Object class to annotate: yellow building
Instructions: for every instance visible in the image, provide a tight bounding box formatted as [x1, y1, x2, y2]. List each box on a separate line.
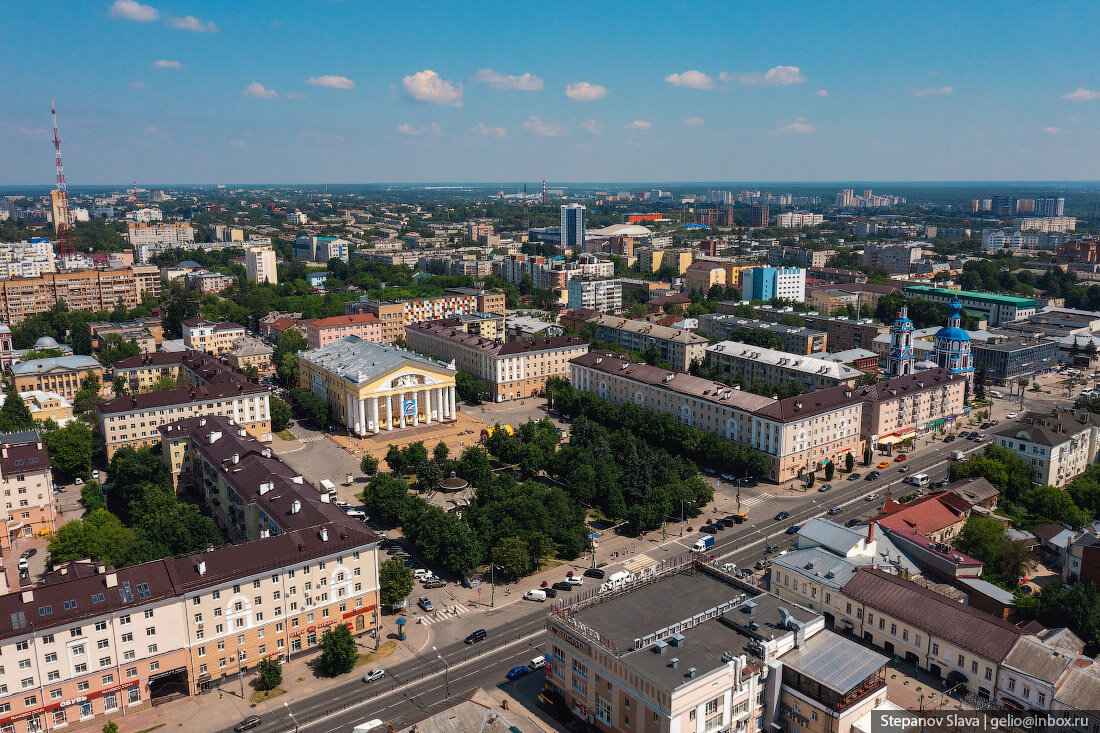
[11, 355, 105, 401]
[181, 317, 246, 355]
[720, 261, 754, 289]
[297, 336, 458, 435]
[19, 390, 74, 425]
[684, 260, 726, 294]
[227, 337, 274, 372]
[637, 247, 694, 275]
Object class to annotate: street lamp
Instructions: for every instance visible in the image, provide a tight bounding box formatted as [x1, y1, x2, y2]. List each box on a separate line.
[284, 701, 300, 733]
[433, 645, 451, 699]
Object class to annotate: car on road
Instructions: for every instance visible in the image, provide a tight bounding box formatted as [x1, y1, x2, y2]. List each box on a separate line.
[728, 513, 748, 523]
[877, 461, 890, 469]
[1007, 412, 1018, 419]
[774, 511, 790, 521]
[894, 454, 907, 462]
[566, 576, 584, 586]
[464, 629, 487, 644]
[980, 423, 991, 429]
[785, 525, 801, 535]
[234, 716, 262, 732]
[362, 667, 386, 683]
[21, 549, 36, 559]
[845, 519, 862, 527]
[944, 434, 956, 443]
[765, 544, 780, 554]
[506, 665, 530, 680]
[847, 473, 861, 481]
[866, 471, 880, 480]
[898, 466, 911, 474]
[701, 523, 719, 534]
[418, 596, 434, 612]
[817, 483, 832, 492]
[91, 469, 100, 480]
[865, 493, 878, 501]
[422, 578, 446, 589]
[828, 506, 843, 515]
[552, 581, 573, 591]
[583, 568, 605, 579]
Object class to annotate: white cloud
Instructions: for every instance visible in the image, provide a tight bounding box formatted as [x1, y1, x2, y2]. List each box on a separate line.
[306, 75, 356, 89]
[396, 123, 441, 136]
[110, 0, 158, 22]
[1044, 126, 1065, 135]
[816, 89, 828, 98]
[624, 120, 652, 131]
[1062, 88, 1100, 102]
[664, 70, 715, 90]
[723, 65, 807, 86]
[16, 126, 50, 141]
[144, 125, 158, 133]
[170, 15, 218, 32]
[581, 120, 603, 134]
[913, 86, 953, 96]
[682, 117, 704, 126]
[241, 81, 278, 99]
[285, 92, 307, 101]
[565, 82, 607, 101]
[397, 123, 420, 136]
[229, 140, 248, 149]
[774, 118, 816, 134]
[130, 81, 146, 89]
[152, 59, 183, 69]
[521, 116, 567, 137]
[472, 123, 507, 138]
[402, 70, 463, 106]
[475, 69, 543, 91]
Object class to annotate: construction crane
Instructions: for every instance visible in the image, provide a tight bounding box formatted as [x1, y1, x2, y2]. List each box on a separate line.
[50, 98, 77, 255]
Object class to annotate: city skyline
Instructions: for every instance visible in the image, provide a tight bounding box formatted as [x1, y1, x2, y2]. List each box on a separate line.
[3, 1, 1100, 184]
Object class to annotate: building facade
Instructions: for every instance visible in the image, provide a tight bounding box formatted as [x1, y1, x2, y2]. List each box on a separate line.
[591, 315, 708, 371]
[0, 270, 139, 325]
[125, 223, 194, 246]
[903, 286, 1036, 326]
[181, 319, 246, 355]
[244, 246, 277, 285]
[994, 410, 1100, 487]
[226, 338, 273, 373]
[742, 267, 806, 303]
[567, 277, 622, 312]
[18, 391, 74, 427]
[856, 370, 968, 447]
[696, 314, 827, 355]
[11, 356, 105, 402]
[971, 337, 1060, 384]
[344, 289, 506, 343]
[705, 342, 861, 391]
[292, 236, 349, 263]
[0, 430, 57, 550]
[560, 204, 586, 250]
[305, 314, 382, 350]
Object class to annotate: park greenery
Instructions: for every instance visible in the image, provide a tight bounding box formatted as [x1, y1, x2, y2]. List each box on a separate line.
[319, 625, 359, 676]
[953, 515, 1033, 586]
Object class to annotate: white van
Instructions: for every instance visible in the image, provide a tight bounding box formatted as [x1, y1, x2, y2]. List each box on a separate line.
[906, 473, 931, 488]
[529, 655, 546, 671]
[353, 721, 385, 732]
[605, 571, 630, 587]
[524, 590, 547, 602]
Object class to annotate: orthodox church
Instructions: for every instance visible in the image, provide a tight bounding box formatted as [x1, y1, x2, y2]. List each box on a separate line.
[885, 296, 974, 399]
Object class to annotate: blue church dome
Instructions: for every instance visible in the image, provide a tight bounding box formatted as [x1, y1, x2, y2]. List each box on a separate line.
[936, 327, 970, 341]
[947, 297, 964, 317]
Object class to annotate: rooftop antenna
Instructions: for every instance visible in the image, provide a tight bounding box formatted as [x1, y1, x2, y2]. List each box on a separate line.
[50, 98, 77, 255]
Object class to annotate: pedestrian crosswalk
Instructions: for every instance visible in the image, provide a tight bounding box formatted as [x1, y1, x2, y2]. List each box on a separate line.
[622, 553, 659, 573]
[299, 435, 328, 444]
[415, 603, 471, 625]
[736, 493, 773, 509]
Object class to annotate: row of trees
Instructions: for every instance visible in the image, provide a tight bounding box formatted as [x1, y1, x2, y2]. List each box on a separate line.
[874, 291, 981, 330]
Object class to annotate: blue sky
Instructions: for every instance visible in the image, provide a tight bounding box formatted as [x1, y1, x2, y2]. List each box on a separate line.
[3, 0, 1100, 184]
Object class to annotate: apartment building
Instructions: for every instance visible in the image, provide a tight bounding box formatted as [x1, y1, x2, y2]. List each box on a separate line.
[184, 270, 233, 295]
[636, 248, 694, 275]
[994, 409, 1100, 487]
[11, 356, 105, 402]
[767, 246, 832, 268]
[862, 243, 923, 273]
[696, 314, 827, 355]
[407, 321, 588, 402]
[775, 212, 825, 229]
[292, 236, 349, 263]
[544, 557, 891, 733]
[125, 222, 195, 246]
[705, 342, 861, 391]
[855, 370, 968, 447]
[0, 269, 139, 325]
[684, 261, 726, 294]
[226, 338, 273, 373]
[734, 306, 889, 353]
[742, 267, 806, 303]
[0, 430, 57, 550]
[590, 315, 708, 371]
[18, 391, 74, 427]
[567, 277, 622, 312]
[296, 336, 458, 434]
[244, 246, 278, 285]
[181, 318, 246, 355]
[305, 314, 382, 350]
[89, 318, 163, 354]
[0, 239, 56, 279]
[344, 289, 506, 343]
[132, 264, 162, 302]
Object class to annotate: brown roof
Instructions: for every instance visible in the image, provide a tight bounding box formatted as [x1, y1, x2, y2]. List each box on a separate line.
[0, 440, 50, 477]
[646, 292, 691, 306]
[113, 350, 190, 369]
[498, 335, 587, 355]
[686, 260, 725, 272]
[850, 368, 963, 403]
[875, 492, 969, 536]
[994, 410, 1100, 447]
[1031, 523, 1068, 542]
[843, 568, 1025, 662]
[407, 320, 587, 356]
[97, 380, 265, 415]
[308, 313, 380, 329]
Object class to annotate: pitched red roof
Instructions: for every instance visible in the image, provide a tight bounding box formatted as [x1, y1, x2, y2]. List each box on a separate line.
[875, 492, 968, 537]
[308, 314, 380, 329]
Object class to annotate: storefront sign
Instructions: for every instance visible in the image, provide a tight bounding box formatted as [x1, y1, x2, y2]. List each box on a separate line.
[342, 604, 375, 620]
[551, 626, 588, 652]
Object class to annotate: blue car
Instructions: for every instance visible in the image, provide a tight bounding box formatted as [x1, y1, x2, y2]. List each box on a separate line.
[506, 665, 530, 680]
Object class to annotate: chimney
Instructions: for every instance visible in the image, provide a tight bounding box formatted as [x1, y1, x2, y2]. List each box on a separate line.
[105, 572, 118, 588]
[291, 500, 301, 514]
[197, 561, 206, 575]
[319, 528, 329, 542]
[232, 454, 239, 464]
[867, 523, 875, 544]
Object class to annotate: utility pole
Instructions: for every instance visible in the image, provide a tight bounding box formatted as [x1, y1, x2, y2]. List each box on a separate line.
[284, 702, 300, 733]
[433, 646, 451, 699]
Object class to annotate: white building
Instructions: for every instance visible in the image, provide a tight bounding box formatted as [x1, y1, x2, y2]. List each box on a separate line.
[566, 276, 621, 312]
[130, 208, 163, 223]
[245, 246, 278, 284]
[741, 266, 807, 303]
[1018, 216, 1076, 233]
[560, 203, 586, 250]
[776, 211, 825, 228]
[286, 210, 308, 224]
[125, 222, 195, 246]
[993, 409, 1100, 487]
[0, 239, 56, 278]
[862, 242, 923, 273]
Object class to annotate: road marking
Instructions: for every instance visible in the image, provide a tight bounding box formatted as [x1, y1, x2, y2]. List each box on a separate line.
[736, 493, 773, 508]
[414, 603, 470, 625]
[621, 553, 658, 572]
[299, 435, 328, 444]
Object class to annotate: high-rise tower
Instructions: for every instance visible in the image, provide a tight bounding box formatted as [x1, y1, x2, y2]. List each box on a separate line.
[50, 99, 77, 256]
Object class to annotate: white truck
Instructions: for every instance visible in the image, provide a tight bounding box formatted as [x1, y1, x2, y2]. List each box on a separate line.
[319, 479, 337, 500]
[906, 473, 930, 488]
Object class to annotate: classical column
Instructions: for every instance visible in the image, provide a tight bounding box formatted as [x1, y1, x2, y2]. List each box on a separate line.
[449, 385, 456, 420]
[399, 392, 406, 428]
[412, 390, 420, 427]
[424, 388, 432, 425]
[386, 393, 393, 431]
[437, 386, 445, 419]
[358, 398, 366, 436]
[370, 397, 379, 434]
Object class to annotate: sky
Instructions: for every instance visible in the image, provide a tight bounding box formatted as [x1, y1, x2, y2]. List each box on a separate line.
[3, 1, 1100, 185]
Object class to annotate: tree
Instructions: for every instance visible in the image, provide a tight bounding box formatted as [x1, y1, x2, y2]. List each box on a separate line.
[319, 625, 358, 676]
[47, 509, 136, 568]
[379, 557, 414, 606]
[1017, 376, 1030, 397]
[433, 441, 450, 464]
[274, 329, 307, 386]
[103, 723, 119, 733]
[806, 471, 815, 488]
[528, 531, 556, 569]
[269, 395, 292, 432]
[0, 391, 35, 433]
[80, 481, 106, 511]
[974, 365, 987, 401]
[362, 474, 413, 524]
[845, 452, 855, 473]
[43, 422, 94, 481]
[863, 446, 873, 466]
[81, 370, 101, 395]
[456, 446, 493, 486]
[415, 460, 442, 493]
[854, 373, 880, 387]
[257, 658, 282, 691]
[111, 374, 128, 396]
[148, 376, 178, 392]
[96, 333, 142, 368]
[384, 445, 405, 474]
[71, 321, 93, 356]
[107, 446, 172, 523]
[288, 387, 329, 427]
[360, 454, 379, 476]
[824, 462, 835, 481]
[455, 370, 491, 403]
[492, 536, 530, 577]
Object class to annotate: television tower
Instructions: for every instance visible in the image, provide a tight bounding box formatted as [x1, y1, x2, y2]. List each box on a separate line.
[542, 180, 546, 204]
[50, 99, 77, 255]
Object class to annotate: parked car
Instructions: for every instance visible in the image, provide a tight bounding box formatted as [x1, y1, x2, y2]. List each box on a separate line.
[701, 523, 719, 534]
[418, 596, 434, 612]
[1007, 412, 1018, 419]
[980, 423, 991, 429]
[774, 511, 790, 521]
[464, 629, 487, 644]
[944, 434, 956, 443]
[74, 477, 83, 485]
[17, 557, 29, 572]
[845, 519, 862, 528]
[817, 483, 832, 492]
[565, 576, 583, 586]
[335, 500, 351, 510]
[21, 549, 36, 559]
[234, 716, 262, 732]
[91, 469, 100, 479]
[413, 569, 433, 580]
[583, 568, 606, 579]
[362, 667, 386, 683]
[422, 578, 446, 589]
[506, 665, 530, 681]
[728, 513, 748, 524]
[765, 544, 780, 553]
[543, 587, 557, 598]
[552, 581, 573, 591]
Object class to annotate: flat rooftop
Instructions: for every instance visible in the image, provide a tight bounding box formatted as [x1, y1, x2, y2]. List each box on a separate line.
[781, 632, 889, 695]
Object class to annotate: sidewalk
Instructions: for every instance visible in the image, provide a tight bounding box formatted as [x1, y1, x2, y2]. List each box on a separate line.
[66, 612, 435, 733]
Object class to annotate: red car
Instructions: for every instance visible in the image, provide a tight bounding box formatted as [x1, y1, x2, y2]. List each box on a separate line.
[894, 454, 907, 462]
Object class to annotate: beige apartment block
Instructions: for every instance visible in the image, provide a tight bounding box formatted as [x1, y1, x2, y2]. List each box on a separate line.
[181, 318, 246, 355]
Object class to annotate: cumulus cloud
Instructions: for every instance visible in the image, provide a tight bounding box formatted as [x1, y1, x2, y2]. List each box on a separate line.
[682, 117, 704, 126]
[396, 123, 441, 136]
[229, 140, 248, 149]
[397, 124, 420, 136]
[306, 75, 356, 89]
[722, 65, 807, 86]
[475, 69, 543, 91]
[110, 0, 158, 22]
[565, 82, 607, 101]
[521, 116, 567, 136]
[170, 15, 218, 32]
[152, 59, 183, 69]
[472, 123, 507, 138]
[816, 89, 828, 98]
[241, 81, 278, 99]
[774, 118, 816, 134]
[624, 120, 653, 131]
[1044, 126, 1065, 135]
[665, 70, 715, 90]
[1062, 88, 1100, 102]
[913, 86, 953, 96]
[130, 81, 146, 89]
[581, 120, 603, 134]
[402, 70, 463, 106]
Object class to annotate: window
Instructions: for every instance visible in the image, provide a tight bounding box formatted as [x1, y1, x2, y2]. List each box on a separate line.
[95, 620, 107, 631]
[42, 634, 53, 644]
[595, 695, 612, 725]
[971, 661, 978, 674]
[811, 712, 819, 722]
[74, 663, 87, 674]
[98, 639, 110, 649]
[146, 627, 156, 636]
[932, 643, 939, 656]
[985, 667, 993, 681]
[890, 623, 897, 636]
[72, 644, 85, 656]
[21, 679, 34, 690]
[100, 657, 111, 667]
[102, 674, 114, 685]
[572, 659, 587, 679]
[103, 692, 118, 712]
[44, 652, 56, 664]
[958, 654, 965, 667]
[50, 689, 62, 700]
[119, 614, 130, 625]
[121, 633, 133, 643]
[123, 651, 135, 661]
[77, 681, 90, 692]
[1038, 692, 1046, 705]
[144, 609, 154, 619]
[128, 686, 141, 704]
[572, 677, 587, 696]
[1008, 678, 1016, 692]
[148, 644, 157, 654]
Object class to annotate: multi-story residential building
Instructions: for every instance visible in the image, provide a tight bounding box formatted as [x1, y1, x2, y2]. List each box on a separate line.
[1019, 216, 1075, 232]
[749, 202, 769, 227]
[226, 338, 273, 373]
[807, 267, 868, 285]
[590, 315, 708, 371]
[183, 270, 233, 295]
[972, 336, 1059, 384]
[1035, 197, 1066, 218]
[684, 260, 726, 294]
[125, 222, 194, 246]
[0, 430, 57, 549]
[696, 314, 827, 354]
[993, 409, 1100, 486]
[560, 204, 586, 250]
[297, 336, 458, 434]
[344, 289, 506, 343]
[286, 209, 308, 224]
[130, 208, 163, 223]
[544, 557, 892, 733]
[292, 236, 349, 264]
[11, 355, 105, 402]
[0, 269, 139, 325]
[636, 247, 694, 275]
[705, 341, 861, 391]
[742, 267, 806, 302]
[181, 318, 246, 355]
[0, 239, 56, 279]
[18, 391, 74, 426]
[768, 246, 833, 268]
[132, 264, 162, 302]
[99, 351, 271, 457]
[244, 246, 278, 284]
[903, 285, 1036, 326]
[855, 369, 968, 447]
[407, 321, 587, 402]
[738, 309, 889, 353]
[862, 243, 923, 273]
[89, 318, 163, 353]
[775, 211, 825, 229]
[567, 277, 622, 312]
[305, 314, 382, 350]
[807, 283, 896, 317]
